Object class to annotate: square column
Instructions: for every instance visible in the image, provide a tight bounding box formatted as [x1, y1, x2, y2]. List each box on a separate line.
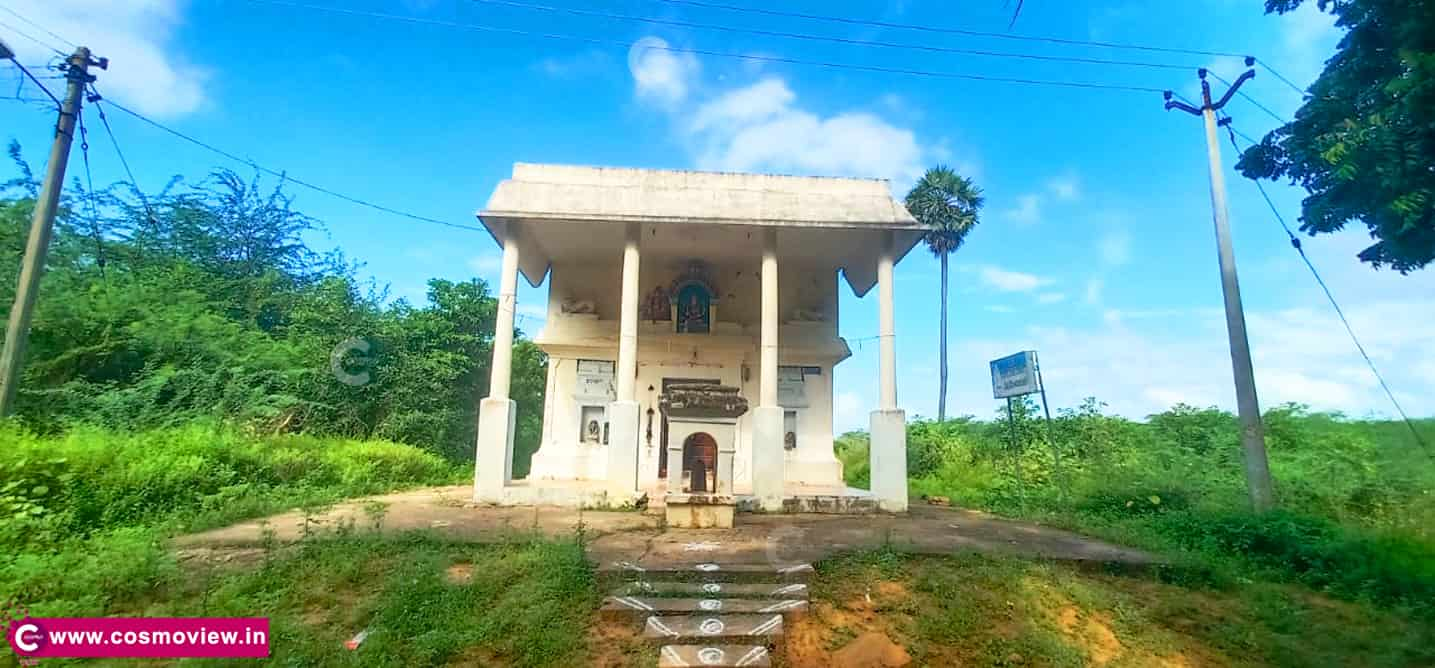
[751, 227, 785, 511]
[870, 230, 908, 512]
[475, 222, 522, 503]
[607, 222, 642, 496]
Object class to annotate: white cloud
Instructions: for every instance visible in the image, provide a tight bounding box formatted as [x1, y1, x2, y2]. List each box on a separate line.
[628, 36, 700, 107]
[1098, 230, 1132, 266]
[1084, 278, 1104, 305]
[1004, 194, 1042, 225]
[1036, 292, 1067, 305]
[690, 78, 925, 185]
[1, 0, 207, 118]
[976, 265, 1050, 292]
[1047, 173, 1081, 200]
[627, 37, 934, 187]
[536, 49, 613, 79]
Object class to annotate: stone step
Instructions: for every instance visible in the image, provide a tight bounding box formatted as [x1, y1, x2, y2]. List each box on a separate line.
[642, 614, 784, 641]
[600, 561, 814, 582]
[658, 644, 772, 668]
[603, 596, 807, 617]
[615, 581, 808, 599]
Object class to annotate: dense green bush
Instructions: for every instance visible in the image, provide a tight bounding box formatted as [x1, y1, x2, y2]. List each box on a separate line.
[874, 400, 1435, 614]
[0, 160, 550, 470]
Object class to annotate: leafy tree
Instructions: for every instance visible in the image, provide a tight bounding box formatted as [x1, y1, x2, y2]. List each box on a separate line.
[1237, 0, 1434, 271]
[0, 155, 548, 467]
[904, 166, 983, 421]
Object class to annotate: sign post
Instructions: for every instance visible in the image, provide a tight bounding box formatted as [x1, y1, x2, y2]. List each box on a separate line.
[990, 351, 1065, 503]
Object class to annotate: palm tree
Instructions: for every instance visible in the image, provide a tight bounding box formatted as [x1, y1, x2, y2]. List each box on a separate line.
[905, 166, 984, 422]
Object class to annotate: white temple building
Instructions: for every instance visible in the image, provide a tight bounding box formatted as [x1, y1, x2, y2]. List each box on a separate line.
[472, 164, 920, 512]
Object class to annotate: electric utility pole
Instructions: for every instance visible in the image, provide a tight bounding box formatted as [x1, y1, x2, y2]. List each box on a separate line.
[0, 46, 107, 417]
[1164, 62, 1277, 512]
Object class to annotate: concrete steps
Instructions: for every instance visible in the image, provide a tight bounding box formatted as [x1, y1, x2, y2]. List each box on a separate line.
[600, 561, 814, 582]
[616, 581, 808, 598]
[603, 596, 808, 617]
[658, 644, 771, 667]
[642, 614, 785, 641]
[603, 561, 811, 667]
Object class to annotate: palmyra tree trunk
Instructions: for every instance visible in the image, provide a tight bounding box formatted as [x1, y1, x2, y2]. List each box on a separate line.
[939, 252, 949, 421]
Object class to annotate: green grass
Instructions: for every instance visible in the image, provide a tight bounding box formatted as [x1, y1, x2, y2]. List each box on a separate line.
[801, 549, 1435, 667]
[842, 403, 1435, 618]
[0, 422, 463, 619]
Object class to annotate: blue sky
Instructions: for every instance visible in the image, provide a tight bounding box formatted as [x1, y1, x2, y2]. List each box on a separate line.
[3, 0, 1432, 433]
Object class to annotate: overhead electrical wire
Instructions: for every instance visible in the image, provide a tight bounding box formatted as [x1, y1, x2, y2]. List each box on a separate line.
[0, 18, 66, 56]
[87, 87, 159, 226]
[472, 0, 1201, 72]
[4, 59, 59, 106]
[246, 0, 1167, 94]
[645, 0, 1249, 59]
[1221, 115, 1429, 454]
[95, 94, 490, 234]
[0, 6, 76, 50]
[1208, 71, 1287, 124]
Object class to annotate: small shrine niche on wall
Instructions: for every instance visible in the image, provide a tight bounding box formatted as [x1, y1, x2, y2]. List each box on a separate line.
[669, 261, 719, 334]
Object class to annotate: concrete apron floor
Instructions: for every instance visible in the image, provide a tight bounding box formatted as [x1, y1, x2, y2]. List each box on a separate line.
[176, 485, 1157, 568]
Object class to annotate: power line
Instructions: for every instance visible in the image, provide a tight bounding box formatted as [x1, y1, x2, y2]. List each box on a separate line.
[86, 88, 158, 226]
[1253, 58, 1307, 97]
[473, 0, 1200, 72]
[0, 6, 76, 50]
[75, 107, 108, 276]
[94, 93, 490, 234]
[1222, 117, 1429, 454]
[1209, 71, 1286, 124]
[646, 0, 1250, 59]
[4, 59, 59, 106]
[247, 0, 1167, 94]
[0, 18, 66, 56]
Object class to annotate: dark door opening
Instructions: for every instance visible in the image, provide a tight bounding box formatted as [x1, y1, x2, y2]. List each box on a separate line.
[682, 432, 718, 492]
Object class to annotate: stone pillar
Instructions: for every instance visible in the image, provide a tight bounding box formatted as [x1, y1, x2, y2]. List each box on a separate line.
[870, 230, 908, 512]
[751, 227, 785, 511]
[607, 222, 641, 498]
[475, 222, 522, 503]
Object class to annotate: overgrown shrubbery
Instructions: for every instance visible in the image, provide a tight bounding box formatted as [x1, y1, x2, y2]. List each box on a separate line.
[0, 422, 459, 615]
[877, 399, 1435, 615]
[1, 154, 546, 468]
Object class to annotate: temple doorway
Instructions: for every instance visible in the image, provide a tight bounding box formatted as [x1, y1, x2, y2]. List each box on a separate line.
[682, 432, 718, 492]
[658, 377, 717, 479]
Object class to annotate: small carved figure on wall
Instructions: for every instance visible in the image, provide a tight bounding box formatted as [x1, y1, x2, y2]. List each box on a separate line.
[562, 298, 597, 315]
[640, 286, 670, 321]
[791, 306, 826, 322]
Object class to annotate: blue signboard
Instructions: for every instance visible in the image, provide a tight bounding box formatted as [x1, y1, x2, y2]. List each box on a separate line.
[990, 351, 1040, 399]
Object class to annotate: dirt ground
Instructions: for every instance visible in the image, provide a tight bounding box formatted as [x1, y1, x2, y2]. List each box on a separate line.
[176, 485, 1157, 569]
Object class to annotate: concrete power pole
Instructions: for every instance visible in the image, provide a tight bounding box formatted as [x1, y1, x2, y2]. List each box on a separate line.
[1165, 64, 1277, 512]
[0, 46, 106, 417]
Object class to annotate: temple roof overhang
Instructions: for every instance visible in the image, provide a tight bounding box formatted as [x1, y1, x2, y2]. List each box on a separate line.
[477, 163, 925, 297]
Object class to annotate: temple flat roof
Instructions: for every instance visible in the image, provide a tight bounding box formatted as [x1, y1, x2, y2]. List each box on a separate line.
[481, 163, 920, 228]
[476, 163, 925, 296]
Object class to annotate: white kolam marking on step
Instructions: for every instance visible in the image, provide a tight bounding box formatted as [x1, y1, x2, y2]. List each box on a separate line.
[771, 583, 806, 596]
[699, 618, 726, 635]
[758, 599, 803, 613]
[615, 596, 655, 611]
[618, 561, 646, 572]
[702, 583, 723, 594]
[695, 563, 721, 572]
[661, 645, 689, 667]
[748, 615, 782, 636]
[699, 599, 722, 611]
[735, 646, 769, 667]
[777, 563, 813, 574]
[697, 647, 726, 665]
[684, 541, 721, 552]
[647, 617, 680, 638]
[635, 581, 655, 592]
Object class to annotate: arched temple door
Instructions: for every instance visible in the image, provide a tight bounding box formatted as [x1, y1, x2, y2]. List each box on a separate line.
[659, 377, 717, 479]
[682, 432, 718, 492]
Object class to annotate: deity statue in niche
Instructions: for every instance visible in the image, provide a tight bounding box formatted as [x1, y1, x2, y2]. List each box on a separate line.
[640, 285, 670, 321]
[676, 285, 710, 333]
